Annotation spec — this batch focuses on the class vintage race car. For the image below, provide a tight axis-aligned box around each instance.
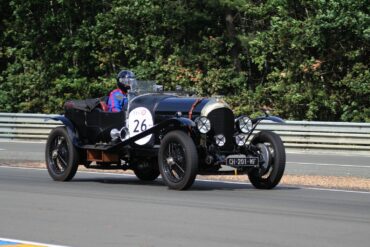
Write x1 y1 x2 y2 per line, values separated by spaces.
45 81 285 190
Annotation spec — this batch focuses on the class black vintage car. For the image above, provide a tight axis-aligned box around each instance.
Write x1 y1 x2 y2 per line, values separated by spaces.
45 81 285 190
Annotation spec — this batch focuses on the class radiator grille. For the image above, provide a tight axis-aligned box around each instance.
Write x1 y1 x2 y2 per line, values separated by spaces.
207 108 235 151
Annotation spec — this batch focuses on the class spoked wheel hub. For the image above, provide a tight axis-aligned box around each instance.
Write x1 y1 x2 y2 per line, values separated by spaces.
257 143 271 176
49 136 69 174
163 142 186 183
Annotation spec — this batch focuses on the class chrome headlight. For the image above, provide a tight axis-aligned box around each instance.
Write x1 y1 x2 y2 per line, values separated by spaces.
110 127 129 141
235 134 247 146
110 128 120 141
238 116 253 134
214 134 226 147
196 116 211 134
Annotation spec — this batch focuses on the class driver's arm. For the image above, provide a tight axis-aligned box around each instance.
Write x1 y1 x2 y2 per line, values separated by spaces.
108 90 125 112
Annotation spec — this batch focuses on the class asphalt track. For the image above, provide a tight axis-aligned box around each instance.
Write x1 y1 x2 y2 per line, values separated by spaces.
0 141 369 178
1 166 370 247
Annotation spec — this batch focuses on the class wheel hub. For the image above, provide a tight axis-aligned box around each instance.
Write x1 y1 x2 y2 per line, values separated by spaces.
257 143 270 170
52 150 58 159
166 157 175 166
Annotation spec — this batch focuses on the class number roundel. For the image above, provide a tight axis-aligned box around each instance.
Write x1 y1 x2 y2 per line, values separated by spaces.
128 107 154 145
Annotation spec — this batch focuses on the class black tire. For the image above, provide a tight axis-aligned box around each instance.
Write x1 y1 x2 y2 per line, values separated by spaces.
248 130 285 189
133 158 160 181
158 130 198 190
45 127 79 181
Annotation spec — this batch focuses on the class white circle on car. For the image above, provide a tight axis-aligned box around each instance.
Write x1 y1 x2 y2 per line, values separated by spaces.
128 107 154 145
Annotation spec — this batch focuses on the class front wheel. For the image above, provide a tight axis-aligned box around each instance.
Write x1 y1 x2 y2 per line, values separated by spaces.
248 131 285 189
158 130 198 190
45 127 79 181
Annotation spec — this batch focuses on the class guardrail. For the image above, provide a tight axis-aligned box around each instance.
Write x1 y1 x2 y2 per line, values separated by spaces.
1 113 370 153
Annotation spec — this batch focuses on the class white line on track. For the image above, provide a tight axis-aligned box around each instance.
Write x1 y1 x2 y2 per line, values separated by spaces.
286 150 370 157
0 237 68 247
0 140 45 144
285 149 370 157
1 165 369 194
0 149 5 151
305 187 370 194
287 161 370 168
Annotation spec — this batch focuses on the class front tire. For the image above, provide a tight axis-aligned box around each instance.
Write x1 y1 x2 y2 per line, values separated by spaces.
45 127 79 181
158 130 198 190
248 131 285 189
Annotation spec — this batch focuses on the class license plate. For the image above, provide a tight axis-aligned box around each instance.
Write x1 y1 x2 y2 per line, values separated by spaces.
226 154 259 168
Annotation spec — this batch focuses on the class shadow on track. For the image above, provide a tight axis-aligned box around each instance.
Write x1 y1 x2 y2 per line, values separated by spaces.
72 176 164 187
71 175 300 191
192 180 299 191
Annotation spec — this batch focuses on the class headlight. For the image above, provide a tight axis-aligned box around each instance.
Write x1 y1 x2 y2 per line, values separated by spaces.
196 116 211 134
214 134 226 147
238 116 253 134
110 128 120 141
235 134 247 146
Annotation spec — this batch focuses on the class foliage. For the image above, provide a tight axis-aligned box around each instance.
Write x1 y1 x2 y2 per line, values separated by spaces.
0 0 368 121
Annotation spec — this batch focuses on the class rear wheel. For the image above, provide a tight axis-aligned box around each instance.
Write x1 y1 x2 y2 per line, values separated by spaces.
158 130 198 190
248 131 285 189
133 158 160 181
45 127 79 181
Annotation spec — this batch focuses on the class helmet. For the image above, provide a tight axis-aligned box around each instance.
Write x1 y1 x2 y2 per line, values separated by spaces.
116 70 136 92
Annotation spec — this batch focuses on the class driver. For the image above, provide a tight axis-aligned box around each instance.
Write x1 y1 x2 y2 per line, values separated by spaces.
107 70 136 112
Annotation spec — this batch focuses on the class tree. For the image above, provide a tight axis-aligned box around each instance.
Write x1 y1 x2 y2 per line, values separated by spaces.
0 0 368 121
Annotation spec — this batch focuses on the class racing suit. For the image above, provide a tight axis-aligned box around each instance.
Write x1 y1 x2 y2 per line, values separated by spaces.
107 88 127 112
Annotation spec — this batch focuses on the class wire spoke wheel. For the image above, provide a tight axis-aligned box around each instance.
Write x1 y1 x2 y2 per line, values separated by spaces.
163 142 187 183
159 131 198 190
49 136 69 174
248 131 286 189
45 127 79 181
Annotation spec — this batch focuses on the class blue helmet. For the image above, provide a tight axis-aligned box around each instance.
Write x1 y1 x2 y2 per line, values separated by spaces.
117 70 136 92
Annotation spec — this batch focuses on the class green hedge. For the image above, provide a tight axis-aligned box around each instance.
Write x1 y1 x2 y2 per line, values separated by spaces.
0 0 369 121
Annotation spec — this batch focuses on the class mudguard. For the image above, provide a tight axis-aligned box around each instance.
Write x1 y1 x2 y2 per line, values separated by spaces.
254 115 285 124
107 117 195 151
46 115 80 147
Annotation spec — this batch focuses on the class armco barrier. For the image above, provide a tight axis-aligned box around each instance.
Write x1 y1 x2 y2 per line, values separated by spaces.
0 113 61 140
1 113 370 152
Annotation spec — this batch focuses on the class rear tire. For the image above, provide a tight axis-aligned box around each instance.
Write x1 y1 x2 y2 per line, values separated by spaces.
134 158 160 181
248 131 285 189
158 130 198 190
45 127 79 181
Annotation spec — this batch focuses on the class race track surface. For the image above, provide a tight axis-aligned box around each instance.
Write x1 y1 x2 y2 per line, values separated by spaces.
1 141 370 178
0 166 369 247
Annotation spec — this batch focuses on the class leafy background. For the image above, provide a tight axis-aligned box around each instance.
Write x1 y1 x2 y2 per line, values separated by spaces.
0 0 369 121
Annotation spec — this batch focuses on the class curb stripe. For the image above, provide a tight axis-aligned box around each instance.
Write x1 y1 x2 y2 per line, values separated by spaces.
0 239 66 247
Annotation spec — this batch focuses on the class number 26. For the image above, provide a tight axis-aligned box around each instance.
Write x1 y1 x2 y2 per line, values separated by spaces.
133 119 147 133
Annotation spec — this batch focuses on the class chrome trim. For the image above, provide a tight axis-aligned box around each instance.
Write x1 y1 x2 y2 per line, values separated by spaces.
200 99 231 117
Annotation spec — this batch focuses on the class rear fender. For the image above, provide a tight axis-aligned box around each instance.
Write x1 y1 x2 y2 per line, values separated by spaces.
47 115 80 147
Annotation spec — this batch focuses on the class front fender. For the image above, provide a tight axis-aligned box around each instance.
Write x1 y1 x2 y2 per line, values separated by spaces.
46 115 80 147
166 117 196 128
253 115 285 124
108 117 195 151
